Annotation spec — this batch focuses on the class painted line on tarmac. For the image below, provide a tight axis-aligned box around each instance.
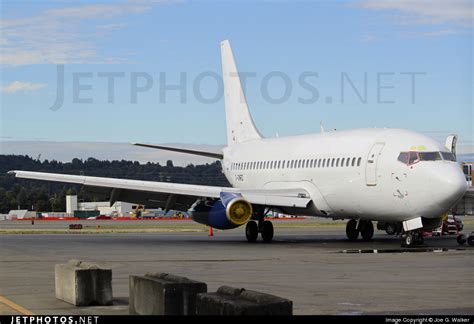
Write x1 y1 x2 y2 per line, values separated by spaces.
338 248 468 254
0 296 35 315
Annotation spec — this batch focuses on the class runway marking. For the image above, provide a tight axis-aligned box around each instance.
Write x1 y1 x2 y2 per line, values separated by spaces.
0 295 35 315
338 247 468 254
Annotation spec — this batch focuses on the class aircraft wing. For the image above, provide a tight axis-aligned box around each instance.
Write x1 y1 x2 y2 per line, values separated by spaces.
8 170 311 211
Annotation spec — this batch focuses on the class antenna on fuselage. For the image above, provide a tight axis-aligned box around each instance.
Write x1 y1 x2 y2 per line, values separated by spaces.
320 122 325 133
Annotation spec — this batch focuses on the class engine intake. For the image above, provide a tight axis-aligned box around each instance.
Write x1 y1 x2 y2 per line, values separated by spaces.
189 192 253 229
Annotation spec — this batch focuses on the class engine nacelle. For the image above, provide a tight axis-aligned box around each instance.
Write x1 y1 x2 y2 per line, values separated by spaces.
189 192 253 229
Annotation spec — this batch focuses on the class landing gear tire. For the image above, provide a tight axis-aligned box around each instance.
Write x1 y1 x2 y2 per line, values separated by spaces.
403 233 415 248
457 234 466 245
360 220 374 241
467 235 474 247
260 220 274 243
346 219 359 241
245 221 258 243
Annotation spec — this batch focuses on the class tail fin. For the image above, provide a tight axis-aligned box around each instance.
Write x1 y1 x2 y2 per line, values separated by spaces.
220 40 262 145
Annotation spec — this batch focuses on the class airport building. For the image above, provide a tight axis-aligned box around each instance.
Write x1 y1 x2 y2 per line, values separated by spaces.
66 195 134 217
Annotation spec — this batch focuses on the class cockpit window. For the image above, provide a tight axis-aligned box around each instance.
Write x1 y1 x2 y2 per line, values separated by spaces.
408 152 420 165
441 152 456 161
419 152 442 161
398 151 452 166
397 152 409 164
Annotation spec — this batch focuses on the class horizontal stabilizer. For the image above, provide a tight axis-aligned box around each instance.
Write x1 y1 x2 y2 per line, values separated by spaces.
132 143 223 159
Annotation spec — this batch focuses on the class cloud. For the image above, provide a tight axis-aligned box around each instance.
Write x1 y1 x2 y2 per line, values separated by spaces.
360 34 378 43
357 0 473 26
1 81 47 93
0 1 163 66
401 29 457 37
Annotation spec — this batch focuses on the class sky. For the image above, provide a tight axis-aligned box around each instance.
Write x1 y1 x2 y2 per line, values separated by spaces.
1 0 473 161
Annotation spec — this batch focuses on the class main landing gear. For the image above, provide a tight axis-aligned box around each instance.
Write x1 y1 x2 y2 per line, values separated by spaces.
346 219 374 241
245 218 274 243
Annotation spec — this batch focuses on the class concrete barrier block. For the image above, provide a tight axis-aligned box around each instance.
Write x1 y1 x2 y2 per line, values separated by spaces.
129 273 207 315
196 286 293 315
55 259 113 306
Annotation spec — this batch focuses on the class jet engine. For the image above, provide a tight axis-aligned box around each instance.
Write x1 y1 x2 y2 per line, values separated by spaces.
189 192 253 229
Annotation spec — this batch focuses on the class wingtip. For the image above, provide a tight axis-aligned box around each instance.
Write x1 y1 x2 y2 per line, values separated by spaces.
7 170 17 176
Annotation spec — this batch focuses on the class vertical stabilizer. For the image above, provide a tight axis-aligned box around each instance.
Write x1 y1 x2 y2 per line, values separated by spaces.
221 40 262 145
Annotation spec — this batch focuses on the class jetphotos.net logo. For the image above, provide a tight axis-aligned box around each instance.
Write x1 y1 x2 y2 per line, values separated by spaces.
49 64 426 111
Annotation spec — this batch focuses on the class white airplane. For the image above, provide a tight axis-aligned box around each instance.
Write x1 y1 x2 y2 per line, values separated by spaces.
9 40 471 247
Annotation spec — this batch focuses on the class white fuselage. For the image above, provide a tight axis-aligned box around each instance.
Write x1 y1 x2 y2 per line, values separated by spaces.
221 128 467 223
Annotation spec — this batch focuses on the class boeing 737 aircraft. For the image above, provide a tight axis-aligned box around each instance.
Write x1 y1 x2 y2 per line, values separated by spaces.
9 40 471 247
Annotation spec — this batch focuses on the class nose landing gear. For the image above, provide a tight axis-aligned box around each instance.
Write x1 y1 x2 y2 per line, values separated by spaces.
402 231 424 248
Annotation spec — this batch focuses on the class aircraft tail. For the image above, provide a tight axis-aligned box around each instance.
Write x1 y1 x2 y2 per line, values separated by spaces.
220 40 262 146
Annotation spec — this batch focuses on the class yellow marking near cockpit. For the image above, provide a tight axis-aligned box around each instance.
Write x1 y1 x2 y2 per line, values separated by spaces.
418 145 426 150
0 295 35 315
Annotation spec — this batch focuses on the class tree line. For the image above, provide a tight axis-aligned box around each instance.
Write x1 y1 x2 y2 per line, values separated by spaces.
0 155 229 213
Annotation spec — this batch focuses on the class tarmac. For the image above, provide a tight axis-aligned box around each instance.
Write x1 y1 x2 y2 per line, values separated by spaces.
0 218 473 315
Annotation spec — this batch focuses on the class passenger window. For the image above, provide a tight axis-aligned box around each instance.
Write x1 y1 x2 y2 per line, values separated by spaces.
341 158 345 167
351 157 356 166
357 157 361 166
318 159 321 168
322 159 326 168
346 158 350 167
336 158 340 167
331 158 335 167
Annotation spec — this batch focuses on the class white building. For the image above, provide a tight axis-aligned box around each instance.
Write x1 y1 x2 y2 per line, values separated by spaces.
7 210 36 220
66 195 134 216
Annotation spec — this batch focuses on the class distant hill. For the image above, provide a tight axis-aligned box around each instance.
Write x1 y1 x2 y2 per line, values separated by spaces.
0 141 223 165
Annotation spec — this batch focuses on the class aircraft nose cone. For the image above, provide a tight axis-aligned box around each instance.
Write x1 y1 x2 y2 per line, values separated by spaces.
433 166 468 209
